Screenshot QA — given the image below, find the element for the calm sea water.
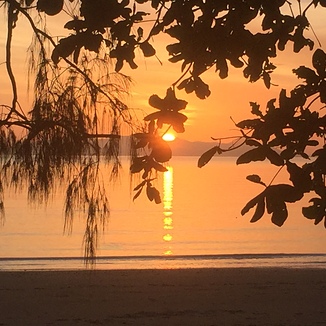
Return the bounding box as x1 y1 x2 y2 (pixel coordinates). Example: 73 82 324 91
1 156 326 270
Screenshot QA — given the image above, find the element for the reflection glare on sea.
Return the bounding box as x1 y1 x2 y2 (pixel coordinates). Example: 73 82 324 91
163 166 173 255
1 157 326 262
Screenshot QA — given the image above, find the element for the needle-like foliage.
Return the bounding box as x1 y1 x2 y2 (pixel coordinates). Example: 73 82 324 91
1 1 326 262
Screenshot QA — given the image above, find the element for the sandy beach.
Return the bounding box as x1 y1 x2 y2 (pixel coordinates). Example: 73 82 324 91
0 268 326 326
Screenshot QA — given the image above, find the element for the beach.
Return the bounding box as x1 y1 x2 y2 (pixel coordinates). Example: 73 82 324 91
1 268 326 325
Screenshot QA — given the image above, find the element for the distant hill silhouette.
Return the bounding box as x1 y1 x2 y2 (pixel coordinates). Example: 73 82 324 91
169 138 248 157
115 136 248 157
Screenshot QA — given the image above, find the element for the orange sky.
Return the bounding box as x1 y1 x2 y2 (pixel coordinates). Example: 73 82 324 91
124 31 325 142
0 2 325 142
122 2 326 142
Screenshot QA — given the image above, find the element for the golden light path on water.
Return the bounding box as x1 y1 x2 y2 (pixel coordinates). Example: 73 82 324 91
163 166 174 255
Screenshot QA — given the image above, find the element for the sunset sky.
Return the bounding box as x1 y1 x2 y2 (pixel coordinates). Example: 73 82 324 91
0 2 325 142
125 6 326 142
2 1 326 268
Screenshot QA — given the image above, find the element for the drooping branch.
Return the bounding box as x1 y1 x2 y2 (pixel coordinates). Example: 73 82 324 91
4 2 24 120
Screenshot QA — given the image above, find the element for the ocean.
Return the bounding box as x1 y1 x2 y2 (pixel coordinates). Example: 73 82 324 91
1 156 326 270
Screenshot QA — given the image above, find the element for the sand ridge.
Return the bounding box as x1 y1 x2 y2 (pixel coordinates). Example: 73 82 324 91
0 268 326 325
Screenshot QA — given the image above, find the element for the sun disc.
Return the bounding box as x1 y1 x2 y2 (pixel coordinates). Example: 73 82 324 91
162 133 176 142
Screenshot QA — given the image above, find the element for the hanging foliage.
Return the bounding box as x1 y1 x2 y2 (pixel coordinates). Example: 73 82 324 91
1 0 326 263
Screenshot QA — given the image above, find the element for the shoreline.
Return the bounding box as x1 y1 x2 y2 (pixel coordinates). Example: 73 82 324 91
1 267 326 325
1 253 326 271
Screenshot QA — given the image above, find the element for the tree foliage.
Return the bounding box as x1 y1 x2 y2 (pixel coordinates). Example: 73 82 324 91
1 0 326 261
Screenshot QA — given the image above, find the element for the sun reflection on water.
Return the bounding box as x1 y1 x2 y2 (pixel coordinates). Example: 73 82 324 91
163 166 173 255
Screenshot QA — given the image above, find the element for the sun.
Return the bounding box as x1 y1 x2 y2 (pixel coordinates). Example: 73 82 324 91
162 133 176 142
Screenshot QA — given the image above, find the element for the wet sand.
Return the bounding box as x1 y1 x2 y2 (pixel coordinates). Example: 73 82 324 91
0 268 326 325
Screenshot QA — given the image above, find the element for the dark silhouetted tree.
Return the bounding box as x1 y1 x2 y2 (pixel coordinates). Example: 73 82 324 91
1 0 326 261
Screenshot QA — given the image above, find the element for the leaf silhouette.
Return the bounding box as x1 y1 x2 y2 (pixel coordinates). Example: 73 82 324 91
51 35 77 64
263 71 271 89
271 203 288 227
133 187 143 201
286 161 311 193
198 146 218 168
151 138 172 162
37 0 63 15
193 76 211 99
140 41 156 57
246 174 266 186
312 48 326 77
265 148 284 166
241 192 265 216
236 118 261 129
130 157 146 173
236 147 266 164
146 88 188 132
241 185 303 226
250 102 263 117
319 80 326 103
146 184 161 204
151 160 168 172
133 180 146 191
266 184 303 207
302 197 326 227
250 196 265 223
293 66 319 82
265 185 303 226
149 88 187 112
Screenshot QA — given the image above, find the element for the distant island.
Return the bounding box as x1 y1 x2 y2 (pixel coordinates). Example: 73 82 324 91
117 136 248 157
168 138 247 157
